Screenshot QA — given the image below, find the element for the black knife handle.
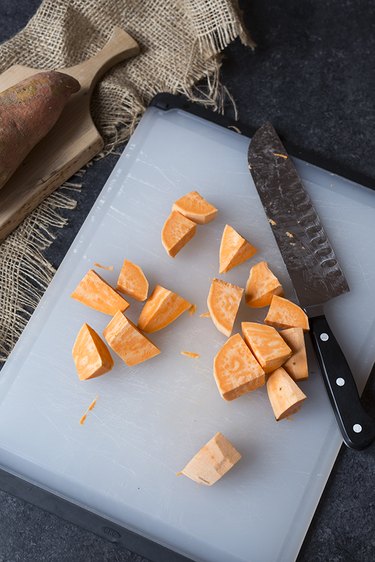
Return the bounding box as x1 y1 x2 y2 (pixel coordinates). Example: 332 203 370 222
310 315 375 450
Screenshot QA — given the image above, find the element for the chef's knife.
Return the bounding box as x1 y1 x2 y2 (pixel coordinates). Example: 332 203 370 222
248 122 375 449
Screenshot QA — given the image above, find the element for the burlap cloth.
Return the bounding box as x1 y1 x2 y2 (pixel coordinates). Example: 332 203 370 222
0 0 253 361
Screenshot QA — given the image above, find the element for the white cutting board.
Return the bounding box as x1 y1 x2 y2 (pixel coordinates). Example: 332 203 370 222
0 106 374 562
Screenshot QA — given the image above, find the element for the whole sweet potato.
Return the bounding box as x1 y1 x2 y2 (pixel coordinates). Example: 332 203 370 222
0 70 80 189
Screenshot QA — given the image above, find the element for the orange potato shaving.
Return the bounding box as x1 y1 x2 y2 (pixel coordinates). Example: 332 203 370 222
79 397 98 425
93 263 114 271
72 324 114 381
179 432 241 485
245 261 283 308
181 351 200 359
219 224 257 273
280 328 309 381
138 285 191 333
88 397 98 411
71 269 129 315
117 259 149 301
172 191 218 224
265 295 309 331
241 322 292 373
266 367 307 420
207 278 243 337
161 210 197 257
200 311 211 318
214 333 265 400
103 312 160 366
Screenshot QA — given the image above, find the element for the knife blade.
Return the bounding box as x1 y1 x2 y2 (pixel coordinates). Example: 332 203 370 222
248 122 375 449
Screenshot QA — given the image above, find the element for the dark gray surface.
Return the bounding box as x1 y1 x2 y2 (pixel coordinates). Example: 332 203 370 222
1 1 374 561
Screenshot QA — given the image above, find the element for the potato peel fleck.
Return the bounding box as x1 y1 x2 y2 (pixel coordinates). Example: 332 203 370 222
181 351 200 359
93 262 114 271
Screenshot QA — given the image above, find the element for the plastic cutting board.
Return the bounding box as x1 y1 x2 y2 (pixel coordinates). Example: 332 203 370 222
0 103 374 562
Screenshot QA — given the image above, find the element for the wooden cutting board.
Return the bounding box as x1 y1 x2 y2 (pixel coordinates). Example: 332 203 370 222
0 27 139 242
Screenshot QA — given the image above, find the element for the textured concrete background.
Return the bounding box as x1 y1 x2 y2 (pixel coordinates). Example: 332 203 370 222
0 1 374 561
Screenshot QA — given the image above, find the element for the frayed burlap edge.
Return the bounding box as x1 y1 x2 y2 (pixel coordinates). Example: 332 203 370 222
0 174 84 362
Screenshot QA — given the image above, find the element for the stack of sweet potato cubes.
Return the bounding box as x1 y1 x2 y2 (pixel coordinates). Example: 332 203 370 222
71 191 309 486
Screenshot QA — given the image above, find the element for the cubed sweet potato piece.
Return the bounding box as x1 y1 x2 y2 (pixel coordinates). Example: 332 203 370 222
219 224 257 273
179 432 241 485
265 295 309 331
280 328 309 381
117 259 149 301
245 261 283 308
71 269 129 315
161 210 197 257
103 312 160 366
207 278 243 337
138 285 191 333
72 323 114 380
241 322 292 373
214 333 265 400
266 367 307 420
172 191 218 224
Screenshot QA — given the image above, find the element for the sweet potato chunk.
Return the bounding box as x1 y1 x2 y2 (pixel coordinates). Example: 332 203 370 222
219 224 257 273
117 259 149 301
71 270 129 315
179 432 241 485
207 278 243 337
138 285 191 333
161 210 197 257
72 323 114 380
245 261 283 308
280 328 309 381
103 312 160 366
241 322 292 373
265 295 309 331
214 333 265 400
172 191 218 224
266 367 307 420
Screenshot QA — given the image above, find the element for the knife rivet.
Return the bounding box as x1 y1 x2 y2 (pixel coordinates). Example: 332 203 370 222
320 333 329 341
353 424 362 433
336 377 345 387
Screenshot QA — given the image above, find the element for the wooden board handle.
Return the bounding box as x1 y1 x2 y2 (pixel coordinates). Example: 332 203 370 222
61 27 140 91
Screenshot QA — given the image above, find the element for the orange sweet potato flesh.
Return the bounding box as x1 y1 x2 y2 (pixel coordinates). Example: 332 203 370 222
245 261 283 308
117 259 149 301
207 278 243 337
103 311 160 366
71 269 129 315
161 210 197 257
265 295 309 331
180 432 241 485
72 323 114 381
241 322 292 373
138 284 191 333
172 191 218 224
280 327 309 381
214 333 265 400
266 367 307 420
219 224 257 274
0 71 80 190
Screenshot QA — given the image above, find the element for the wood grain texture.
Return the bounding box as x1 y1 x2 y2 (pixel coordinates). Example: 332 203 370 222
0 27 139 241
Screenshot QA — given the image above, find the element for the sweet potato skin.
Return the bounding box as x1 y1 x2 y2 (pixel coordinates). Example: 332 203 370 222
0 70 80 189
